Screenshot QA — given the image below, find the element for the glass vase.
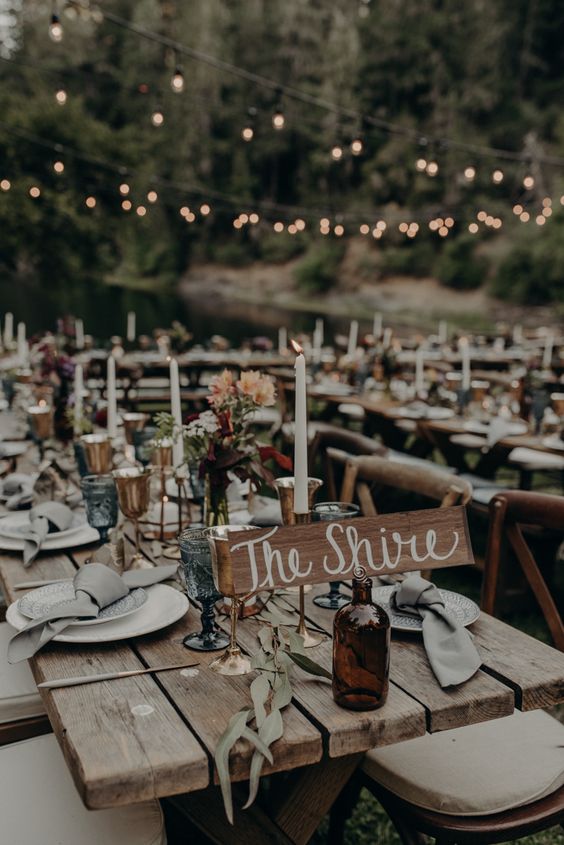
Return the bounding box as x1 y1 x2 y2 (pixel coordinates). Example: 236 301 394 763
203 475 229 528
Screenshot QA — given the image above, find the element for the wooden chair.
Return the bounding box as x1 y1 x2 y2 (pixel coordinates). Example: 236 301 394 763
482 490 564 650
330 490 564 845
307 426 387 500
327 450 472 516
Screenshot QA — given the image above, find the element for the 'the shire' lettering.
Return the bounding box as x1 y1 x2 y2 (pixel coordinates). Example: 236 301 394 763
230 521 461 593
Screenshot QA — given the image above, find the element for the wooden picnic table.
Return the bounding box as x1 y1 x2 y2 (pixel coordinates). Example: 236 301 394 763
1 529 564 841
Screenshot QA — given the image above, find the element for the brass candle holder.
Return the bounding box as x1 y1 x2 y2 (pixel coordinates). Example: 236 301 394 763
142 442 176 542
275 476 323 648
112 467 152 568
80 434 113 474
206 524 259 676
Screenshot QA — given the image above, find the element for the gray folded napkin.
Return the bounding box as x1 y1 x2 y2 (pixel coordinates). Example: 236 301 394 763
0 473 38 510
391 575 481 688
23 502 74 567
8 561 178 662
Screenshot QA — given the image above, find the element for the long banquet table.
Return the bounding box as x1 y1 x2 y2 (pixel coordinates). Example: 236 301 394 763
1 466 563 843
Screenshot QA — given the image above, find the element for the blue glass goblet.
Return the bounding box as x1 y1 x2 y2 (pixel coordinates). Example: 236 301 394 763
80 474 118 543
179 527 230 651
312 502 360 610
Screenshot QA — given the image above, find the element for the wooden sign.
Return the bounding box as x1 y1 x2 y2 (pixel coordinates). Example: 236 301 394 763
228 506 474 595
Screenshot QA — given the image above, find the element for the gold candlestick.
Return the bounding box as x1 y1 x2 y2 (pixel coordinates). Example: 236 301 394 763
275 476 323 648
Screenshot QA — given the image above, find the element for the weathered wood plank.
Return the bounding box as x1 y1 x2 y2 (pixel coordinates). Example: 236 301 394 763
0 552 76 602
133 610 323 784
29 644 210 808
471 612 564 710
299 584 515 733
232 615 427 757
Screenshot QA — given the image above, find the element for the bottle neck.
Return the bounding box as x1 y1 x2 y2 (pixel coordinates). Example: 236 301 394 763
352 578 372 604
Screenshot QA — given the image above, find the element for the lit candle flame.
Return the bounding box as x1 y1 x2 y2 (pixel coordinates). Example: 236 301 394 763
38 399 47 407
290 339 303 355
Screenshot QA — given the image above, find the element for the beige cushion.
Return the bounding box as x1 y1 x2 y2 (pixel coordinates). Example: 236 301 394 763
363 710 564 816
0 621 46 724
0 734 166 844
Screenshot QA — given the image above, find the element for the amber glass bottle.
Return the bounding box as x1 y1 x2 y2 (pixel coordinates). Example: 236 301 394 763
332 571 390 710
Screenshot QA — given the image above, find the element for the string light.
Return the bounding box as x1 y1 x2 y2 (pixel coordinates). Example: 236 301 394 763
334 224 344 236
185 211 195 222
288 223 297 234
241 125 254 141
147 190 158 203
359 223 369 234
53 161 64 173
372 227 383 239
239 213 249 224
512 204 523 215
376 220 386 231
438 225 448 236
415 158 427 171
49 13 63 43
519 211 530 222
180 206 190 217
351 136 364 156
121 199 132 211
398 222 409 233
170 66 184 93
55 89 67 105
0 179 10 191
241 107 256 141
200 203 211 216
468 222 479 233
273 221 284 232
272 99 285 130
233 218 243 229
535 214 545 225
463 166 476 181
136 205 147 217
523 175 535 189
295 218 305 231
249 212 259 224
151 108 164 127
331 144 343 161
542 206 552 218
29 186 41 198
85 196 96 208
426 161 439 177
119 183 130 195
542 197 552 207
477 211 487 222
492 169 504 183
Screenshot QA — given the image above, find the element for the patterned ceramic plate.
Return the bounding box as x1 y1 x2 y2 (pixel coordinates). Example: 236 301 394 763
372 585 480 632
0 511 86 541
18 581 148 627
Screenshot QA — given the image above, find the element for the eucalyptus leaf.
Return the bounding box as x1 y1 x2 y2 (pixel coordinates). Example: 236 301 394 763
260 605 297 626
241 726 275 763
257 625 274 653
214 709 252 825
271 669 293 710
250 673 270 728
288 629 307 656
287 650 332 679
243 709 284 809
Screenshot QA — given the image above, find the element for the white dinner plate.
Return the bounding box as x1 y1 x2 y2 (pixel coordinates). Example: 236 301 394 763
0 523 99 553
6 583 188 643
17 581 148 627
0 441 28 458
372 585 480 632
0 511 86 541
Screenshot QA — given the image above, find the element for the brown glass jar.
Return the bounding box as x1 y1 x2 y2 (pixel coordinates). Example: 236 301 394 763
332 573 390 710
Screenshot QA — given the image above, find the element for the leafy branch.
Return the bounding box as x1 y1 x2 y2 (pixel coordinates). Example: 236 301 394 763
215 597 331 824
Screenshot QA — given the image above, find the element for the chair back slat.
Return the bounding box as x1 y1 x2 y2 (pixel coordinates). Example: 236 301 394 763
483 491 564 651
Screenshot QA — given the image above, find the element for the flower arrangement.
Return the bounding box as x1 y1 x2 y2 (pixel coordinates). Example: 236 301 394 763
155 368 291 524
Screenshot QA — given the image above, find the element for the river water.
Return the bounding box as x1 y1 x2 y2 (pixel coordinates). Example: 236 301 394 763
0 280 370 345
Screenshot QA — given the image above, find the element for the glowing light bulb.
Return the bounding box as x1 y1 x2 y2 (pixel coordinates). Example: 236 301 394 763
492 169 504 183
239 213 249 224
334 224 344 236
171 67 184 93
331 145 343 161
543 207 552 218
416 158 427 171
477 211 487 222
359 224 369 235
295 218 305 231
241 126 254 141
288 223 297 234
492 218 502 229
119 183 130 196
179 207 190 217
320 218 330 227
372 228 382 239
200 204 211 216
151 109 164 127
399 222 409 233
55 89 67 105
233 219 243 229
29 186 41 198
121 200 132 211
438 226 448 236
272 108 285 130
523 175 534 189
445 217 454 228
513 204 523 215
273 221 284 232
85 196 96 208
542 197 552 208
536 215 546 225
249 213 259 224
186 211 195 222
49 13 63 42
376 220 386 231
0 179 10 191
464 166 476 181
351 137 363 155
426 161 439 176
468 222 479 233
519 211 530 222
147 190 158 203
136 205 147 217
53 161 64 174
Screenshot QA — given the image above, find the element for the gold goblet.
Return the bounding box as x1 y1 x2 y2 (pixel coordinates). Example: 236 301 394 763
206 524 259 675
274 476 323 648
81 434 113 474
112 467 152 568
122 412 147 445
27 404 54 460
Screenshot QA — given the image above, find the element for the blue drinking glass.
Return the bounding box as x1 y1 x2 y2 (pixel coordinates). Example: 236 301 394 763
80 474 118 543
312 502 360 610
179 527 230 651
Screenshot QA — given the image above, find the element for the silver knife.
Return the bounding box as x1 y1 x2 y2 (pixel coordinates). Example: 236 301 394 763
13 579 69 589
37 661 200 689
